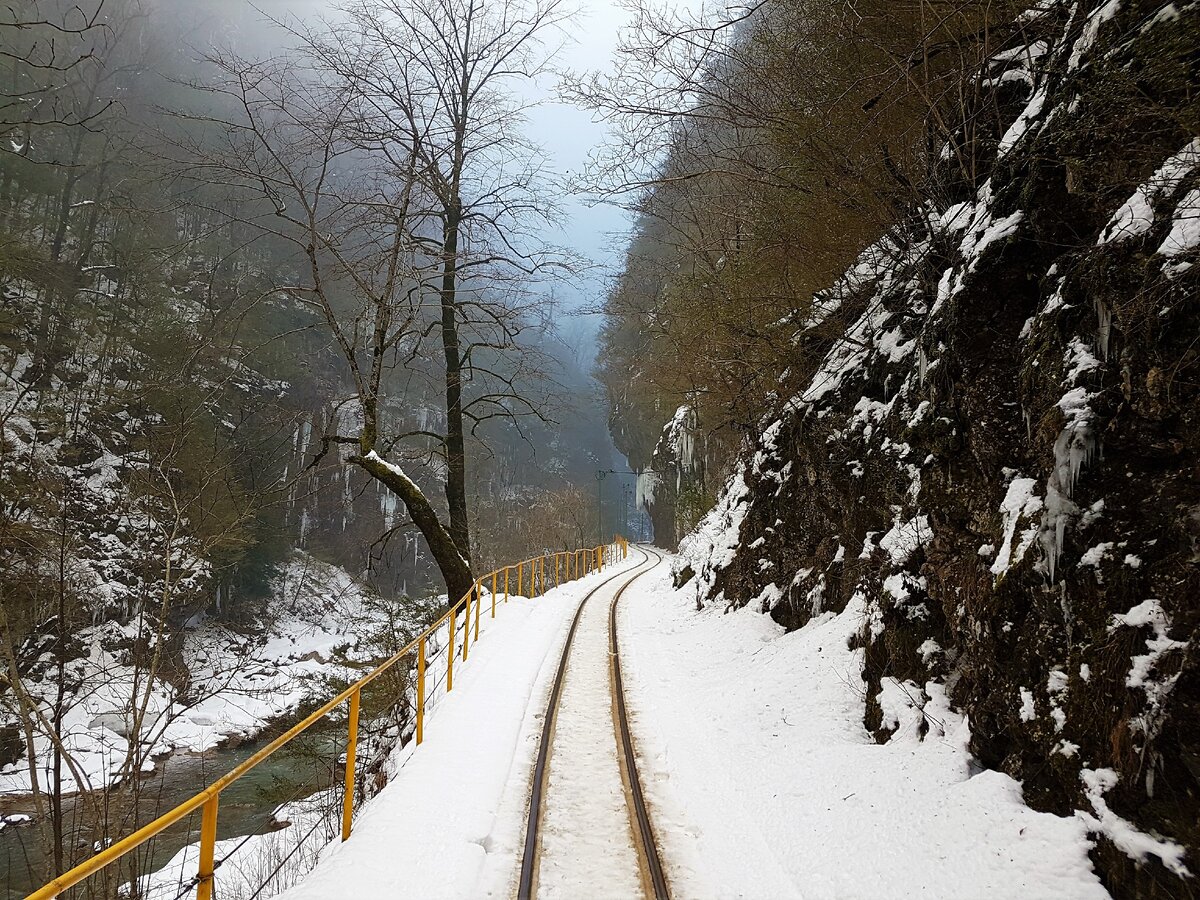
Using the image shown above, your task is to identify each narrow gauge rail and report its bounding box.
[518,546,670,900]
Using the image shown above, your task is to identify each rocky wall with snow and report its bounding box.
[675,2,1199,895]
[639,404,710,549]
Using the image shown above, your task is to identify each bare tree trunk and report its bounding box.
[27,125,87,389]
[439,203,471,564]
[0,598,46,820]
[50,479,70,875]
[352,448,474,601]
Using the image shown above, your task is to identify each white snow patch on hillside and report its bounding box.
[1157,186,1200,257]
[1079,768,1190,877]
[0,553,395,796]
[879,514,932,565]
[1097,138,1200,244]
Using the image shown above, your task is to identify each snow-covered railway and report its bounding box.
[519,546,670,900]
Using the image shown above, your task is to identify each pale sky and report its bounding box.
[527,0,638,364]
[189,0,639,364]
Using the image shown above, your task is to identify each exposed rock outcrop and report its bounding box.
[676,2,1199,895]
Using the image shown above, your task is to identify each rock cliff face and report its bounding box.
[639,405,710,550]
[675,2,1199,895]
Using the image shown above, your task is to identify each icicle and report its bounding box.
[1038,392,1096,581]
[343,467,354,517]
[298,416,311,460]
[1096,298,1112,361]
[635,471,661,512]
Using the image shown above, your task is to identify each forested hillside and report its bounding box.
[596,0,1198,895]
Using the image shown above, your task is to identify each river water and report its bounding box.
[0,729,339,899]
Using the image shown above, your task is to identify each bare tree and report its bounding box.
[178,0,568,602]
[304,0,570,568]
[0,0,114,159]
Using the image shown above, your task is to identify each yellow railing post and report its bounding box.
[491,571,497,618]
[462,592,470,661]
[341,687,360,842]
[416,637,426,745]
[517,561,523,597]
[448,606,456,692]
[473,582,481,640]
[504,566,510,602]
[196,795,219,900]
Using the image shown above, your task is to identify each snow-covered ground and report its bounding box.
[0,553,404,797]
[138,550,642,900]
[143,545,1110,899]
[132,792,339,900]
[618,561,1109,899]
[270,551,643,900]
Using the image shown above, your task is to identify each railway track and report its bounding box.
[517,545,670,900]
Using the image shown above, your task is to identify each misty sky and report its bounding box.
[186,0,642,368]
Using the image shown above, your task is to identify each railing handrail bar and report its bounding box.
[28,538,627,900]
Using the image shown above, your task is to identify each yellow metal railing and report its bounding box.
[29,536,631,900]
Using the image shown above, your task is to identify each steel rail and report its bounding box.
[517,546,666,900]
[28,538,628,900]
[611,546,670,899]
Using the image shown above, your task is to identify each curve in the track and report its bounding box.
[517,546,669,900]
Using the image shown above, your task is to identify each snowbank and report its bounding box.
[618,563,1108,899]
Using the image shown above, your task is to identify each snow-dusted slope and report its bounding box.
[673,1,1198,894]
[0,553,398,795]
